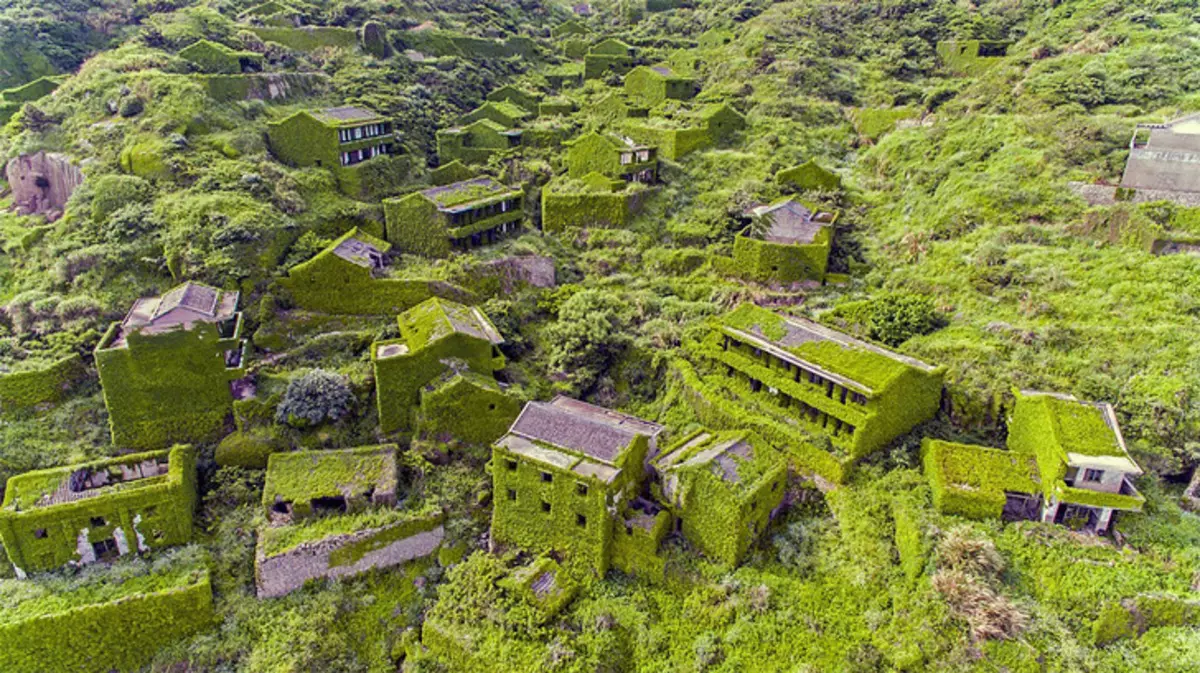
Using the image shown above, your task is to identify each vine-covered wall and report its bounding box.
[624,66,698,107]
[416,372,521,445]
[731,225,832,283]
[95,319,243,450]
[0,571,213,673]
[0,354,87,411]
[541,180,639,233]
[383,194,451,257]
[248,26,359,52]
[0,445,198,575]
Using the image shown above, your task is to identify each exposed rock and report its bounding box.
[5,151,84,221]
[475,255,557,291]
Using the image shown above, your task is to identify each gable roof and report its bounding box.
[1014,391,1141,472]
[399,297,504,352]
[121,282,239,336]
[719,304,938,395]
[506,396,662,465]
[747,200,828,244]
[656,430,784,500]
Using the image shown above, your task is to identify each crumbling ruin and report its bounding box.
[5,151,84,221]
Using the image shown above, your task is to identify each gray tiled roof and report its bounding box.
[508,396,662,465]
[749,200,825,244]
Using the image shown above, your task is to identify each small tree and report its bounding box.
[275,369,354,428]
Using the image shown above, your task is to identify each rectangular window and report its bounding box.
[576,514,587,527]
[506,459,517,471]
[507,488,517,501]
[620,152,632,165]
[541,501,552,513]
[1083,468,1105,482]
[576,482,589,496]
[541,472,553,483]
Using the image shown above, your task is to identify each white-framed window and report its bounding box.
[637,150,650,161]
[1083,468,1105,482]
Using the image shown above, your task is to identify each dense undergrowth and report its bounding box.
[1,0,1199,671]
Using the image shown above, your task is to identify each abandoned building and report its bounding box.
[654,429,787,566]
[485,85,542,113]
[383,176,524,257]
[695,304,945,470]
[95,282,248,449]
[0,445,197,577]
[565,131,658,183]
[178,39,264,74]
[623,65,699,106]
[490,396,665,575]
[437,118,524,165]
[256,445,445,598]
[925,391,1145,534]
[584,38,636,80]
[372,297,509,434]
[1119,113,1200,206]
[266,105,397,196]
[263,446,399,523]
[733,199,838,283]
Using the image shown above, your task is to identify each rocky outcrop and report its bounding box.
[475,255,557,291]
[5,151,83,221]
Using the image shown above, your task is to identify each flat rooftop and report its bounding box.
[420,177,521,212]
[747,200,832,245]
[2,449,175,513]
[313,106,383,126]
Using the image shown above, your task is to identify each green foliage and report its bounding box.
[776,160,842,192]
[0,354,86,411]
[90,174,153,224]
[923,439,1040,520]
[543,289,634,394]
[417,372,521,446]
[214,428,281,469]
[833,292,943,347]
[275,368,354,427]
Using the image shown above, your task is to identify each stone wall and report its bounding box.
[256,522,445,598]
[5,151,84,221]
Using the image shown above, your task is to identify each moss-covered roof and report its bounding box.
[262,445,398,506]
[310,106,384,127]
[419,176,521,210]
[398,297,504,352]
[1015,391,1137,463]
[924,439,1041,502]
[656,429,784,497]
[719,303,937,395]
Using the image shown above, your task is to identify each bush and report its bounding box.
[274,369,354,428]
[90,174,154,223]
[118,96,144,118]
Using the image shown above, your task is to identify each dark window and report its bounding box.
[153,530,164,541]
[541,472,553,483]
[310,496,348,516]
[33,528,47,539]
[506,459,518,471]
[751,500,758,510]
[772,480,780,492]
[90,516,107,528]
[1083,468,1105,482]
[576,514,587,527]
[507,488,517,501]
[541,501,552,513]
[576,482,589,496]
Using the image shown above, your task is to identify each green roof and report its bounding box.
[309,106,384,127]
[1039,394,1126,459]
[262,445,397,506]
[398,297,504,352]
[656,429,784,497]
[419,176,521,209]
[924,439,1041,503]
[719,304,937,395]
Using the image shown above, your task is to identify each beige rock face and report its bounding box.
[5,151,84,221]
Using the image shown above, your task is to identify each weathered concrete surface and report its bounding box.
[256,523,444,598]
[1069,181,1200,208]
[6,151,84,221]
[476,255,557,291]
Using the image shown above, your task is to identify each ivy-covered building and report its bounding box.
[692,304,944,475]
[925,391,1145,534]
[436,119,522,165]
[280,227,469,315]
[461,100,533,128]
[372,297,510,435]
[935,40,1009,74]
[584,38,636,80]
[654,429,786,566]
[0,445,197,577]
[622,103,746,161]
[541,172,649,233]
[490,396,664,575]
[565,131,657,183]
[95,282,247,449]
[257,446,445,597]
[178,39,263,74]
[733,199,838,283]
[266,105,397,196]
[486,85,542,113]
[383,176,524,257]
[623,65,698,106]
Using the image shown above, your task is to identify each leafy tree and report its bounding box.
[543,289,633,394]
[275,369,354,428]
[863,292,942,346]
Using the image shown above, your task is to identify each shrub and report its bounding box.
[932,569,1027,641]
[274,369,354,427]
[90,174,154,223]
[935,525,1005,579]
[118,96,144,118]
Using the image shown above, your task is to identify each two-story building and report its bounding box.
[267,105,398,197]
[0,445,197,577]
[565,131,657,184]
[584,38,636,80]
[371,297,512,436]
[694,303,944,474]
[924,391,1144,534]
[490,396,664,575]
[383,176,524,257]
[733,199,838,283]
[654,429,786,566]
[95,282,247,449]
